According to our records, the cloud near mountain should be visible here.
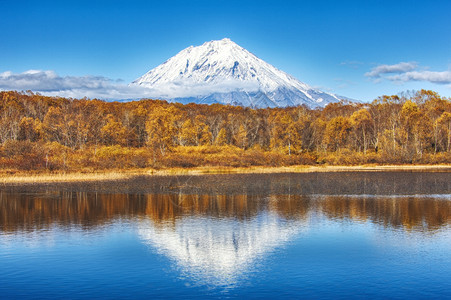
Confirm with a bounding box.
[365,62,418,78]
[0,70,156,99]
[0,70,111,91]
[0,69,266,101]
[366,62,451,85]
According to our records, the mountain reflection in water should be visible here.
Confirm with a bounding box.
[1,172,450,290]
[139,208,305,287]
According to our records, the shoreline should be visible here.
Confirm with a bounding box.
[1,164,450,185]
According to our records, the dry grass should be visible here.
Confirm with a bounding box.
[0,172,132,185]
[173,164,451,174]
[1,164,450,185]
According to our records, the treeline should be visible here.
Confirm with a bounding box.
[0,89,450,171]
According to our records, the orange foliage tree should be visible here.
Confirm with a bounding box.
[0,89,450,171]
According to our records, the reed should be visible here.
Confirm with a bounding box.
[1,164,450,185]
[0,172,132,184]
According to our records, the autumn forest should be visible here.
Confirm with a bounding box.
[0,89,450,172]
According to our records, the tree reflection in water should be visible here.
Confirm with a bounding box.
[1,191,449,234]
[0,173,450,287]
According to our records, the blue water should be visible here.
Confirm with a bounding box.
[0,173,450,299]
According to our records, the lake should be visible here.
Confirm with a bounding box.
[1,172,450,299]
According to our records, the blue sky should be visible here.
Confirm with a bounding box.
[1,0,450,102]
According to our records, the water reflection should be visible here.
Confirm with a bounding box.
[1,174,451,288]
[137,194,311,286]
[1,191,449,234]
[1,173,450,298]
[319,195,451,231]
[138,208,305,287]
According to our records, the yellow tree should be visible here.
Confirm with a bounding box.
[310,117,327,152]
[179,119,197,146]
[100,114,129,146]
[0,96,23,142]
[438,112,451,152]
[194,115,212,146]
[324,116,351,152]
[42,106,68,146]
[400,100,431,157]
[370,95,402,155]
[146,106,179,155]
[19,117,42,142]
[234,124,248,149]
[422,92,448,153]
[350,109,373,154]
[130,104,149,147]
[215,128,228,146]
[270,112,301,155]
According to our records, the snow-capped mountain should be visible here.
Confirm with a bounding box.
[131,38,343,108]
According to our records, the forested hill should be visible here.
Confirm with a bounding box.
[0,89,450,171]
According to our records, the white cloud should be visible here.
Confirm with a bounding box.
[387,71,451,84]
[0,69,261,100]
[364,62,451,86]
[141,79,260,99]
[365,62,417,78]
[0,70,110,91]
[0,70,161,100]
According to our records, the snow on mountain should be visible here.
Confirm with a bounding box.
[131,38,343,108]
